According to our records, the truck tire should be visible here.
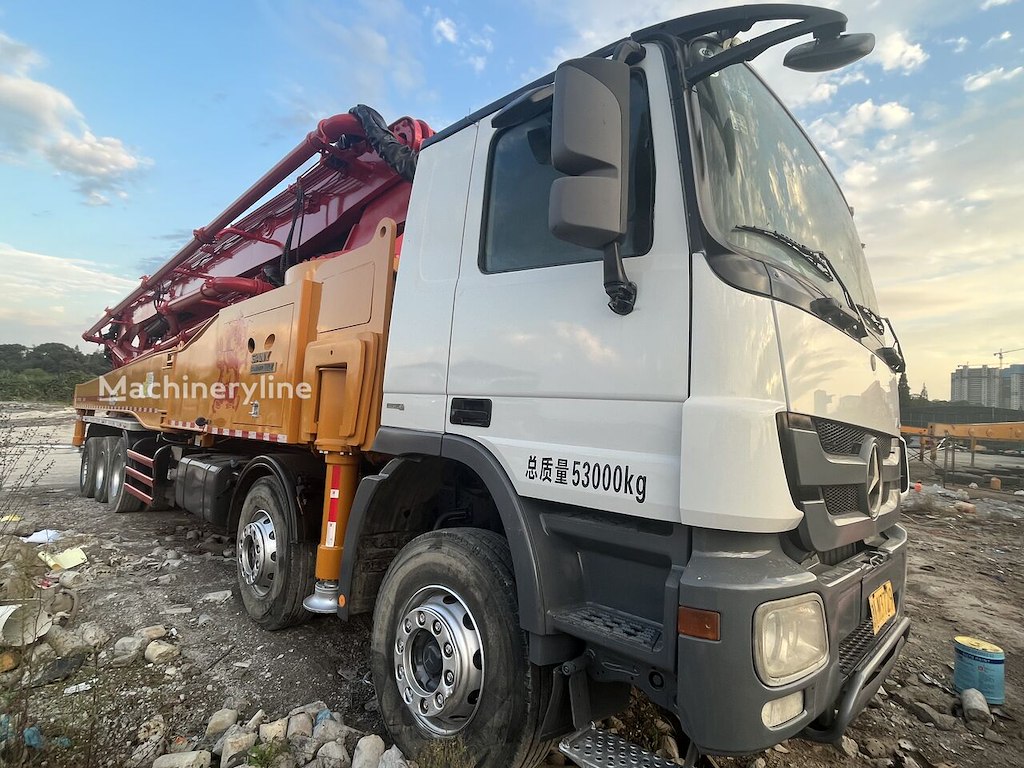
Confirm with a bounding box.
[93,437,115,503]
[107,435,144,513]
[236,476,315,630]
[371,528,553,768]
[79,438,100,498]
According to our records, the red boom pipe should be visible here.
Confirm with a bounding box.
[83,114,365,341]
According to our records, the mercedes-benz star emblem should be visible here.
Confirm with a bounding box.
[865,444,883,518]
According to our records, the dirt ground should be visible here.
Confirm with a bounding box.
[1,403,1022,768]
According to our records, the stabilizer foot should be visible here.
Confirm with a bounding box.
[303,579,339,614]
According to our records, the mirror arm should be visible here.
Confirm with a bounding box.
[603,242,637,316]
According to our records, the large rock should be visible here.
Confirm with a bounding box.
[145,640,180,663]
[78,621,110,648]
[961,688,993,729]
[111,635,145,667]
[905,700,958,731]
[315,740,352,768]
[351,735,386,768]
[312,717,346,743]
[153,752,212,768]
[220,729,256,768]
[205,709,238,738]
[137,624,168,642]
[378,745,409,768]
[286,713,313,739]
[213,725,245,757]
[259,717,288,743]
[45,626,91,658]
[290,735,320,764]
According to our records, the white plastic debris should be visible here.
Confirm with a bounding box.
[21,529,62,544]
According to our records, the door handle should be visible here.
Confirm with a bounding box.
[450,398,492,428]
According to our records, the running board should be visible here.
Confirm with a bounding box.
[560,726,688,768]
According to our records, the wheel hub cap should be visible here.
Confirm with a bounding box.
[238,509,278,597]
[394,586,484,735]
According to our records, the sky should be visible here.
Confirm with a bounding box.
[0,0,1021,399]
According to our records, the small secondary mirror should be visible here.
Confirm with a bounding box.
[784,33,875,72]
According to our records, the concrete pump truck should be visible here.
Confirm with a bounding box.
[73,5,911,766]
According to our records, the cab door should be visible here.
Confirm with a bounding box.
[447,46,690,523]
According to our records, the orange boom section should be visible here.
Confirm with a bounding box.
[74,219,397,454]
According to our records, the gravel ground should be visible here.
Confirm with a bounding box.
[1,403,1022,768]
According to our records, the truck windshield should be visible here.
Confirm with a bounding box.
[693,58,880,313]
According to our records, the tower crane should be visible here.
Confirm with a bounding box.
[993,347,1024,366]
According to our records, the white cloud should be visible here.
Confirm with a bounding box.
[983,30,1012,46]
[467,55,487,74]
[964,65,1024,91]
[806,82,838,103]
[875,31,929,72]
[946,36,970,53]
[433,17,458,44]
[0,32,41,75]
[839,99,914,135]
[0,243,137,348]
[981,0,1016,8]
[0,32,149,204]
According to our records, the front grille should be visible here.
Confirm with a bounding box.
[814,418,867,455]
[838,619,878,675]
[822,485,859,515]
[813,417,892,456]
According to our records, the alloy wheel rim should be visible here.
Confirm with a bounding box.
[238,509,278,597]
[393,585,484,736]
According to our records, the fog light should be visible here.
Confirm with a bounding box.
[761,691,804,728]
[754,594,828,686]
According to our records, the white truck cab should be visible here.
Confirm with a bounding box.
[368,4,910,764]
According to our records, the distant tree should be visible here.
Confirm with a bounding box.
[0,344,27,371]
[898,372,912,408]
[23,343,84,374]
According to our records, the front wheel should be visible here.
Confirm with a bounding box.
[371,529,552,768]
[236,476,315,630]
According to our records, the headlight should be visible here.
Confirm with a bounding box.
[754,594,828,686]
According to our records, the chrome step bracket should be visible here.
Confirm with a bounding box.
[559,726,679,768]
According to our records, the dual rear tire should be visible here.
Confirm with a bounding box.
[79,435,143,512]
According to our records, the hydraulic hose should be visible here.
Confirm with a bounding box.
[349,104,418,182]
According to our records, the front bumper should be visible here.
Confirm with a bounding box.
[674,524,909,755]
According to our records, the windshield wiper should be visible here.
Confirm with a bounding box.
[857,304,886,336]
[734,224,867,338]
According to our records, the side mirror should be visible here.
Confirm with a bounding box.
[549,57,630,247]
[549,56,636,314]
[784,33,875,72]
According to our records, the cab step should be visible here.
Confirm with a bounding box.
[550,603,662,661]
[559,726,686,768]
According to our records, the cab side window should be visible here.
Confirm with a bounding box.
[481,74,655,273]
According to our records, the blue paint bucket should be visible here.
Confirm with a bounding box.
[954,635,1005,705]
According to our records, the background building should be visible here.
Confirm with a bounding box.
[1003,364,1024,411]
[950,365,1002,407]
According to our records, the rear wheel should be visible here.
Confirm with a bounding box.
[92,437,115,503]
[107,435,144,513]
[236,476,316,630]
[79,438,100,498]
[371,528,553,768]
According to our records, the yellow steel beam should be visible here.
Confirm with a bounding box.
[927,422,1024,441]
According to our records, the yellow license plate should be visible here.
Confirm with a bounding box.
[869,581,896,635]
